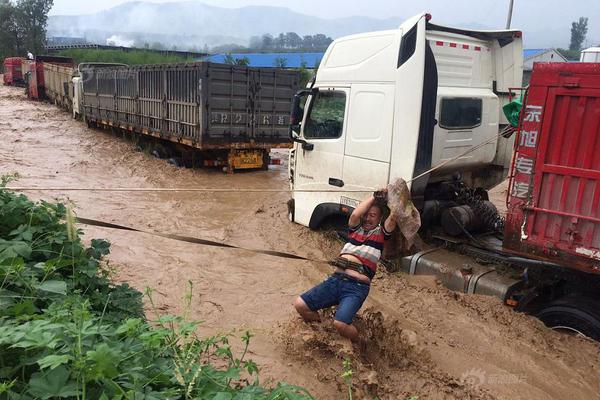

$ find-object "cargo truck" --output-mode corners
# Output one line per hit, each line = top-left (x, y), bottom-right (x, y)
(80, 62), (299, 171)
(2, 57), (26, 86)
(288, 13), (600, 338)
(26, 55), (74, 100)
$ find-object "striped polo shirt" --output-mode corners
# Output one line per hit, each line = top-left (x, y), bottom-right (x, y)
(340, 223), (392, 274)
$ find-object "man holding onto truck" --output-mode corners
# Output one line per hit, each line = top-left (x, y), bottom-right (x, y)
(294, 191), (396, 342)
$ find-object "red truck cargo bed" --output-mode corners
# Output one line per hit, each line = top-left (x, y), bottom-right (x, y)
(504, 62), (600, 274)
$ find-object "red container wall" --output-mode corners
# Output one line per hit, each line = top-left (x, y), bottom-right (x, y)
(504, 62), (600, 274)
(28, 61), (45, 99)
(3, 58), (24, 85)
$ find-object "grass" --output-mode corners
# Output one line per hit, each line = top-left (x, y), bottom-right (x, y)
(56, 49), (193, 65)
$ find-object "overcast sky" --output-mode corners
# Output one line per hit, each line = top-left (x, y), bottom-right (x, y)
(50, 0), (600, 46)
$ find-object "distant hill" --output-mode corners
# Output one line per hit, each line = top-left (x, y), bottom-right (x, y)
(48, 1), (567, 51)
(48, 1), (404, 49)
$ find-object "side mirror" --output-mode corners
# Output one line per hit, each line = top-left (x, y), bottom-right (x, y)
(289, 89), (312, 134)
(289, 88), (317, 151)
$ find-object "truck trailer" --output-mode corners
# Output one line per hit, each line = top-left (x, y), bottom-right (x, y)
(27, 55), (74, 100)
(288, 14), (600, 338)
(43, 62), (76, 110)
(80, 62), (299, 171)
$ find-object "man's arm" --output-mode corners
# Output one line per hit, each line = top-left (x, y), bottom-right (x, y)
(348, 195), (376, 228)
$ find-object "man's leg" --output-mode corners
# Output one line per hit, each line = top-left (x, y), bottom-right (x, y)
(294, 276), (339, 323)
(334, 281), (370, 342)
(294, 297), (320, 322)
(333, 319), (359, 341)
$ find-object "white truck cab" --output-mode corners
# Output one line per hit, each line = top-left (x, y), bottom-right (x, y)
(288, 13), (523, 229)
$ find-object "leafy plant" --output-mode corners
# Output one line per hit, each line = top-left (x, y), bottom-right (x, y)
(342, 358), (354, 400)
(0, 184), (314, 399)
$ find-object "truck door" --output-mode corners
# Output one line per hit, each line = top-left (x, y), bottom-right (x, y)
(292, 87), (350, 227)
(342, 84), (395, 196)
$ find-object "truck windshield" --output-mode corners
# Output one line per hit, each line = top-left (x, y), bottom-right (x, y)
(304, 91), (346, 139)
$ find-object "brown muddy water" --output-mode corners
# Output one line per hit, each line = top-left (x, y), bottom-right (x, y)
(1, 81), (599, 400)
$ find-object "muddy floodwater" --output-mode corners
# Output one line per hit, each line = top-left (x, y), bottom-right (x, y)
(1, 82), (599, 400)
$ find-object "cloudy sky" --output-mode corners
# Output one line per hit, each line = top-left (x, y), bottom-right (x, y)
(50, 0), (599, 47)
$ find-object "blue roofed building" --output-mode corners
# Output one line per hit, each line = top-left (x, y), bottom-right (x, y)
(202, 52), (324, 68)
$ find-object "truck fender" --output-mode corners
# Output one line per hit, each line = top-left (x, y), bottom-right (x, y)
(309, 202), (350, 230)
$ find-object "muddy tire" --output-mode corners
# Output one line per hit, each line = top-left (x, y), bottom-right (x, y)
(262, 150), (270, 171)
(536, 295), (600, 340)
(167, 157), (182, 167)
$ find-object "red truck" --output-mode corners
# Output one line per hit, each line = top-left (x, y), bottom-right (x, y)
(2, 57), (25, 86)
(26, 55), (74, 100)
(399, 62), (600, 339)
(502, 62), (600, 336)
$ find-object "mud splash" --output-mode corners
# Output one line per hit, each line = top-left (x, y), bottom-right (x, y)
(280, 308), (495, 400)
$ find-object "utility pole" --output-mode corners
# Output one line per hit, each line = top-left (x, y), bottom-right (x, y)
(506, 0), (515, 29)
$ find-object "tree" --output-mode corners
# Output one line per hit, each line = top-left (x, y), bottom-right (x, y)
(15, 0), (54, 55)
(284, 32), (302, 49)
(235, 56), (250, 66)
(274, 56), (287, 68)
(312, 34), (332, 50)
(302, 35), (314, 51)
(223, 54), (249, 66)
(275, 33), (286, 49)
(569, 17), (588, 51)
(0, 0), (19, 59)
(261, 34), (273, 50)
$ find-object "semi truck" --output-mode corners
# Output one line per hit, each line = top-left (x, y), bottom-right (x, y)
(79, 62), (299, 171)
(288, 13), (600, 338)
(26, 55), (75, 101)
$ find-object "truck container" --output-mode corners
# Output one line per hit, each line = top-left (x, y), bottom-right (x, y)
(43, 62), (75, 109)
(2, 57), (25, 86)
(27, 55), (74, 100)
(81, 62), (299, 170)
(504, 62), (600, 274)
(72, 63), (128, 120)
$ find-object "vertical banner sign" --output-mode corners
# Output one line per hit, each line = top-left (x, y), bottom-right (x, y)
(511, 104), (543, 202)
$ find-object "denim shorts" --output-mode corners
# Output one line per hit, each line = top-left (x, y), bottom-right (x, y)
(300, 273), (370, 324)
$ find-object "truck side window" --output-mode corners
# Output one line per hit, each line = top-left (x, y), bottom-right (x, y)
(304, 91), (346, 139)
(440, 98), (482, 130)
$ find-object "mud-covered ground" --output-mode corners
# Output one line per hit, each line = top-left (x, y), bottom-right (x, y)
(1, 82), (599, 400)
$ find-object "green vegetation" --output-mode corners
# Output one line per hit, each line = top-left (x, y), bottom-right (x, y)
(213, 32), (332, 54)
(341, 359), (353, 400)
(0, 178), (313, 399)
(56, 48), (193, 66)
(558, 16), (589, 61)
(569, 17), (588, 51)
(0, 0), (53, 60)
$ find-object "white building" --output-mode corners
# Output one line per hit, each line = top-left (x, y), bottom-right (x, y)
(580, 47), (600, 62)
(522, 48), (567, 84)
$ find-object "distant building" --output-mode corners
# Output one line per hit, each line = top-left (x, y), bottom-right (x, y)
(203, 52), (324, 68)
(47, 36), (88, 46)
(523, 49), (567, 85)
(580, 47), (600, 62)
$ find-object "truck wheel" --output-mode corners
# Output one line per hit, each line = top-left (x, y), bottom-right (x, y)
(536, 296), (600, 340)
(262, 150), (270, 171)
